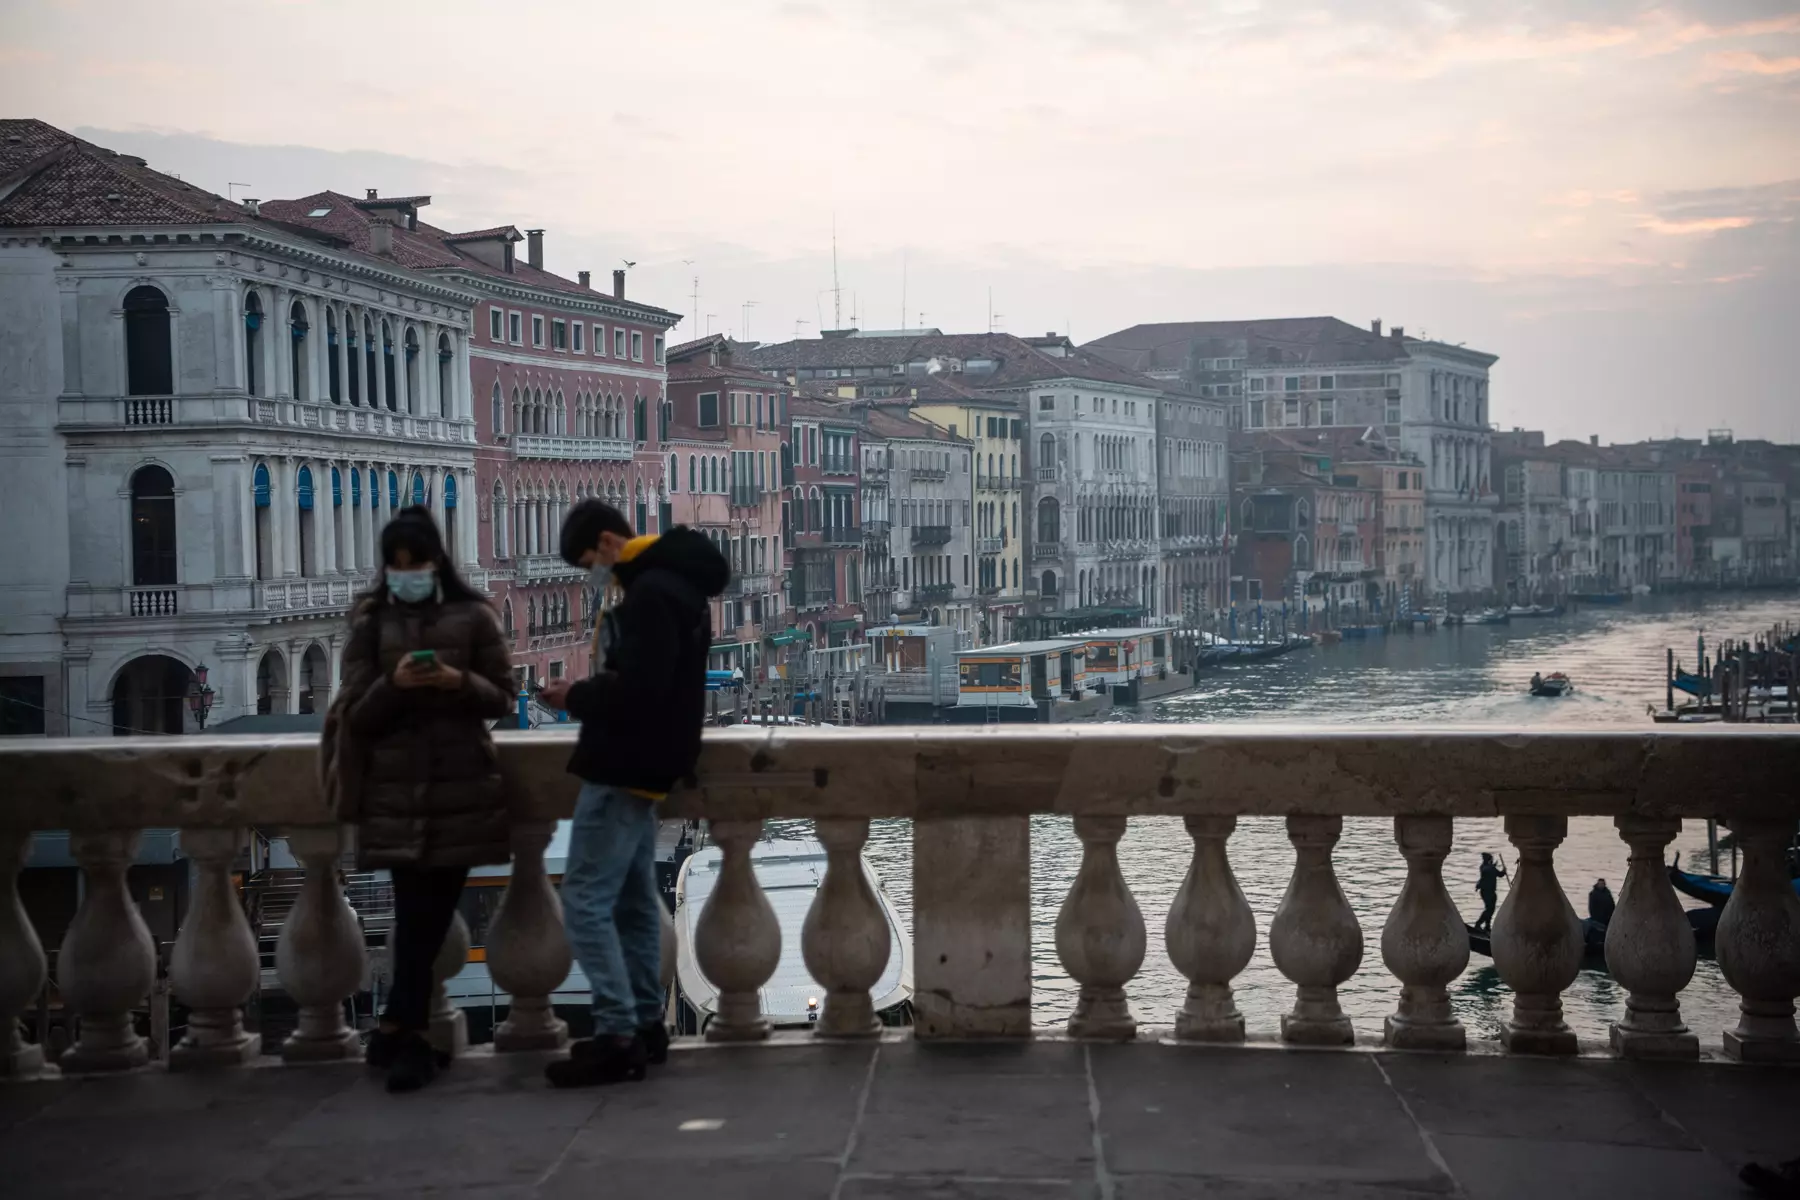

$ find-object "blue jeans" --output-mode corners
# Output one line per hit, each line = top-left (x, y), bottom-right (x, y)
(563, 783), (665, 1037)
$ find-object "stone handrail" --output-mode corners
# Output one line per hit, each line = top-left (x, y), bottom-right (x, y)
(2, 727), (1797, 1078)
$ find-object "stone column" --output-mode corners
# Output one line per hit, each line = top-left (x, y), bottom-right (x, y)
(58, 830), (156, 1073)
(1381, 815), (1468, 1051)
(1269, 814), (1362, 1045)
(1166, 815), (1255, 1043)
(169, 828), (260, 1069)
(319, 462), (339, 575)
(276, 457), (299, 578)
(1715, 817), (1800, 1063)
(428, 911), (470, 1059)
(1055, 815), (1144, 1041)
(1605, 816), (1698, 1059)
(277, 826), (364, 1062)
(695, 818), (780, 1042)
(801, 817), (890, 1038)
(1491, 815), (1582, 1055)
(0, 829), (47, 1078)
(487, 822), (571, 1052)
(286, 638), (304, 715)
(373, 319), (389, 413)
(913, 816), (1031, 1039)
(271, 286), (292, 400)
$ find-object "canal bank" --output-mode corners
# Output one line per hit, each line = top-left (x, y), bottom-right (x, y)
(834, 589), (1800, 1040)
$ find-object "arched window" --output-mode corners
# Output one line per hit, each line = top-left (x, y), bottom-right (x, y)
(668, 454), (678, 492)
(388, 470), (400, 510)
(244, 291), (265, 396)
(556, 390), (566, 435)
(443, 473), (459, 554)
(296, 465), (315, 576)
(493, 481), (509, 557)
(634, 396), (647, 443)
(326, 308), (343, 403)
(252, 463), (272, 579)
(491, 382), (504, 436)
(808, 487), (822, 530)
(688, 455), (696, 493)
(124, 286), (173, 396)
(130, 465), (177, 585)
(1037, 496), (1060, 544)
(1038, 432), (1056, 472)
(411, 472), (426, 507)
(380, 321), (397, 411)
(289, 299), (311, 401)
(437, 333), (454, 417)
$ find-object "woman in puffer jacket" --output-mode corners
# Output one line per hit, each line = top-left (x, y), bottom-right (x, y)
(325, 505), (515, 1092)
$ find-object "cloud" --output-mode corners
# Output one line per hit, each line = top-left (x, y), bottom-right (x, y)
(1707, 50), (1800, 74)
(1637, 215), (1759, 235)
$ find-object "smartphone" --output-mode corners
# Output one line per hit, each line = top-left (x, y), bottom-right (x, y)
(409, 649), (438, 667)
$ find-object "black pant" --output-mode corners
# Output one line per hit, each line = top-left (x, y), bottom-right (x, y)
(1475, 891), (1497, 931)
(383, 865), (470, 1032)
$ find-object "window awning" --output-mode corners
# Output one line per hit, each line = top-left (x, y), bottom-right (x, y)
(767, 627), (813, 646)
(827, 619), (860, 633)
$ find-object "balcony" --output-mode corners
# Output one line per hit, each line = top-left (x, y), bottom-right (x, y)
(1032, 541), (1062, 562)
(255, 577), (361, 614)
(58, 395), (478, 447)
(914, 581), (955, 601)
(518, 555), (584, 582)
(911, 525), (952, 547)
(822, 456), (856, 476)
(1036, 465), (1059, 482)
(824, 525), (861, 547)
(913, 466), (947, 482)
(0, 729), (1794, 1194)
(976, 472), (1024, 491)
(513, 434), (633, 462)
(729, 572), (773, 596)
(862, 519), (891, 541)
(730, 487), (761, 509)
(976, 536), (1003, 555)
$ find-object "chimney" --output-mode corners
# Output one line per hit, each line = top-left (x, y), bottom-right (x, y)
(613, 269), (626, 299)
(366, 188), (378, 200)
(1390, 325), (1404, 340)
(369, 215), (394, 257)
(1589, 434), (1599, 447)
(578, 270), (591, 289)
(242, 198), (261, 217)
(1370, 318), (1382, 336)
(526, 229), (544, 270)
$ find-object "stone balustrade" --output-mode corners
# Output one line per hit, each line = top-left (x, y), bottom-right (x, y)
(1, 727), (1797, 1081)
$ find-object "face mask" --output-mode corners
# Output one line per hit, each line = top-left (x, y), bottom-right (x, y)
(386, 566), (436, 604)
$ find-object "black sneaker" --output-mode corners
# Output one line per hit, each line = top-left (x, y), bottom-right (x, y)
(546, 1035), (648, 1089)
(385, 1032), (439, 1094)
(639, 1022), (670, 1066)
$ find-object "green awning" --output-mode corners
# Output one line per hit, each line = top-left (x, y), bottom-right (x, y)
(767, 627), (813, 646)
(827, 619), (860, 633)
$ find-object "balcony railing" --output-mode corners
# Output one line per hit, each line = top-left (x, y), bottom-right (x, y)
(911, 525), (952, 547)
(127, 586), (180, 617)
(255, 577), (360, 614)
(976, 537), (1003, 555)
(1036, 466), (1059, 482)
(1032, 541), (1061, 562)
(915, 581), (955, 601)
(518, 555), (584, 582)
(512, 434), (633, 462)
(913, 467), (947, 482)
(2, 728), (1795, 1076)
(863, 520), (891, 541)
(58, 395), (477, 446)
(824, 525), (861, 546)
(976, 473), (1024, 491)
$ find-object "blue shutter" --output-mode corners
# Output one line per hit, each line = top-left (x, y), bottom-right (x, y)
(411, 473), (425, 507)
(351, 469), (362, 508)
(252, 463), (271, 508)
(388, 471), (399, 509)
(443, 474), (457, 509)
(331, 467), (343, 507)
(297, 466), (315, 511)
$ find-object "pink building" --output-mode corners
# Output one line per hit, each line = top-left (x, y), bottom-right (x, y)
(260, 196), (681, 691)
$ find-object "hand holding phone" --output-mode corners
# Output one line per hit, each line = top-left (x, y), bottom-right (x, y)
(394, 648), (439, 689)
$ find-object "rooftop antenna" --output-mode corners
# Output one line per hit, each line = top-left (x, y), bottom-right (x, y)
(741, 299), (760, 342)
(681, 260), (698, 337)
(227, 182), (252, 202)
(900, 249), (908, 333)
(704, 312), (719, 337)
(831, 215), (842, 331)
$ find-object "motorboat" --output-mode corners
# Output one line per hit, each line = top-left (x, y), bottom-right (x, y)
(672, 832), (913, 1035)
(1506, 603), (1565, 618)
(1529, 672), (1573, 697)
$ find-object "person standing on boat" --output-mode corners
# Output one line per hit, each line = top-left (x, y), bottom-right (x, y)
(537, 499), (728, 1088)
(1473, 852), (1507, 933)
(1588, 878), (1616, 926)
(322, 507), (516, 1093)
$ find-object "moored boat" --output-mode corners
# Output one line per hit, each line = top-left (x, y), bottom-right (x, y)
(1529, 671), (1573, 697)
(1669, 861), (1800, 907)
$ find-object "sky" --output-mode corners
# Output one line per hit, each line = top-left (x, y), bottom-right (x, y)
(3, 0), (1797, 442)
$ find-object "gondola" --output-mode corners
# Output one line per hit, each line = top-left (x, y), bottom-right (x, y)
(1669, 861), (1800, 908)
(1529, 672), (1573, 697)
(1466, 909), (1719, 969)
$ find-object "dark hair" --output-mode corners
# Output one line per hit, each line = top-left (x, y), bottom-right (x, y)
(357, 506), (487, 607)
(560, 498), (633, 566)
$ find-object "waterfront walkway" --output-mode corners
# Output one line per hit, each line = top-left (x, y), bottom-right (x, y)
(5, 1038), (1795, 1200)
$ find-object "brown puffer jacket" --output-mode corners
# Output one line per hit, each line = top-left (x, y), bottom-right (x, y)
(329, 594), (516, 868)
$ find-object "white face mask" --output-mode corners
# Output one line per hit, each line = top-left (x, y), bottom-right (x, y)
(386, 566), (436, 604)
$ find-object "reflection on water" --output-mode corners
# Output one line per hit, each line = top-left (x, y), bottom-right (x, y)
(780, 592), (1797, 1041)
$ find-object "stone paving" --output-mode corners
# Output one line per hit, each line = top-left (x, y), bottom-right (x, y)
(2, 1037), (1796, 1200)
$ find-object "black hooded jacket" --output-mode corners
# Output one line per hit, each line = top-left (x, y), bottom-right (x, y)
(563, 526), (730, 792)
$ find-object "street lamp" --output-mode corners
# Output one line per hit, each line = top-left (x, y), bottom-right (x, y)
(187, 663), (216, 731)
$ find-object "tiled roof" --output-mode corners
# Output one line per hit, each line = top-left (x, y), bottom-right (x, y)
(739, 330), (1158, 391)
(1085, 318), (1411, 372)
(258, 189), (682, 322)
(855, 404), (967, 444)
(0, 118), (256, 228)
(441, 225), (521, 243)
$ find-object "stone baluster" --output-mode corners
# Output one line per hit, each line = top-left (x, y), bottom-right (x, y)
(1715, 817), (1800, 1063)
(1605, 816), (1697, 1059)
(1165, 815), (1255, 1043)
(58, 830), (157, 1072)
(487, 821), (571, 1051)
(801, 817), (891, 1038)
(1269, 815), (1362, 1045)
(695, 819), (780, 1042)
(169, 828), (259, 1069)
(429, 911), (471, 1059)
(0, 830), (47, 1078)
(1381, 815), (1469, 1051)
(1490, 815), (1582, 1055)
(277, 826), (365, 1062)
(1055, 815), (1145, 1041)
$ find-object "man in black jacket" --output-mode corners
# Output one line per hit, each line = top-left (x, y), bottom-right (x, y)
(538, 500), (728, 1087)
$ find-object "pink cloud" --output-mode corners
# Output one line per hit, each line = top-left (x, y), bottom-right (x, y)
(1706, 51), (1800, 76)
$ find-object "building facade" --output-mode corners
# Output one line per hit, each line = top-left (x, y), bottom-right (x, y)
(0, 122), (479, 735)
(787, 396), (863, 646)
(1154, 386), (1231, 619)
(910, 393), (1026, 644)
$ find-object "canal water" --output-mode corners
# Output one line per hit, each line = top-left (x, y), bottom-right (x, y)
(776, 591), (1798, 1042)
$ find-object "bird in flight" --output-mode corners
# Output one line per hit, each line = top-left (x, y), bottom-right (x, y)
(621, 259), (637, 269)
